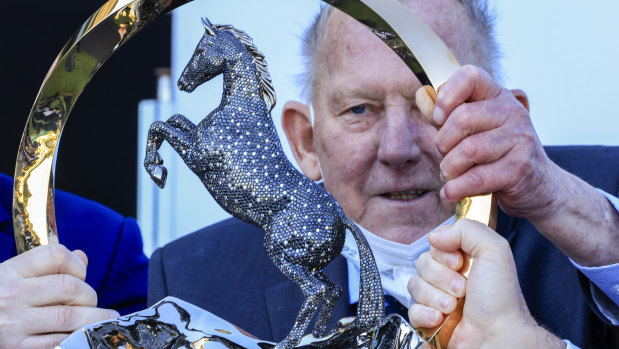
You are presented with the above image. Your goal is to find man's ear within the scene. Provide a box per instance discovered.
[511,88,530,112]
[281,101,322,181]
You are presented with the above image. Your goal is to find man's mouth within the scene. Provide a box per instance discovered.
[383,190,428,200]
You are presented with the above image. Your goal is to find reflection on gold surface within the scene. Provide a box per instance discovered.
[13,132,60,252]
[323,0,460,89]
[12,0,162,254]
[114,6,136,40]
[456,193,497,229]
[14,0,194,254]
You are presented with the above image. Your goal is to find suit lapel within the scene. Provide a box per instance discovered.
[265,255,351,341]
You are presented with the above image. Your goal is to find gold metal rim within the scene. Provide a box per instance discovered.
[13,0,494,263]
[13,1,497,347]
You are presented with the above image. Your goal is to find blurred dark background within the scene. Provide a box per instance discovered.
[1,1,171,217]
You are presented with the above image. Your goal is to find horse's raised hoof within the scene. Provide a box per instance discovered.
[154,152,164,165]
[149,165,168,188]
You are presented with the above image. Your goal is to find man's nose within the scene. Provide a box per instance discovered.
[376,108,422,169]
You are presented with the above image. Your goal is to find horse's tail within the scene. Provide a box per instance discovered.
[343,217,385,327]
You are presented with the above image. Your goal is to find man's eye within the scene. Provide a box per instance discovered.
[350,105,367,115]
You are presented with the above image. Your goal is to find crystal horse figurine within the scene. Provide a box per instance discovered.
[143,18,385,348]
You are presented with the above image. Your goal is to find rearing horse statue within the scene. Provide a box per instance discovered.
[144,18,385,349]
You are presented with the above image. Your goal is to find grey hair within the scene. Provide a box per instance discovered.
[298,0,502,102]
[459,0,502,82]
[298,5,333,103]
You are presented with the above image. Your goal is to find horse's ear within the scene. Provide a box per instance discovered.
[202,17,216,36]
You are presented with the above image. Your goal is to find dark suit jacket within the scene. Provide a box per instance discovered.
[0,173,149,315]
[148,146,619,348]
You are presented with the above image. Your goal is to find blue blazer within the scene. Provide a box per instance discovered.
[148,146,619,348]
[0,173,148,315]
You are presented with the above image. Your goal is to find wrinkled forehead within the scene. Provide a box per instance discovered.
[319,0,478,77]
[319,13,375,70]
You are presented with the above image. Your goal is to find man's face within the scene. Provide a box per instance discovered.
[310,1,477,243]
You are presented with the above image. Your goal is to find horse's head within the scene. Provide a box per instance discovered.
[178,18,226,92]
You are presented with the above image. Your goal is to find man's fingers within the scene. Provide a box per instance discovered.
[440,155,531,204]
[408,303,443,329]
[408,274,459,315]
[435,99,508,156]
[10,244,87,280]
[416,252,466,298]
[433,65,502,125]
[24,274,98,307]
[24,306,119,334]
[439,128,515,182]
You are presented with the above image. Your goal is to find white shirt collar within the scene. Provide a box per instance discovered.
[341,216,455,308]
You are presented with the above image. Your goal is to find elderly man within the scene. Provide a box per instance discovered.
[149,0,619,347]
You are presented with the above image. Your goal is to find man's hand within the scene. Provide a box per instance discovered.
[417,65,556,220]
[0,244,119,349]
[408,219,565,348]
[415,66,619,267]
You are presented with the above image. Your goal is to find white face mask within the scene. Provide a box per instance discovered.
[309,101,454,306]
[341,216,456,308]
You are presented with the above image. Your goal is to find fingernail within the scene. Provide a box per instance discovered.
[427,309,440,323]
[439,296,452,311]
[428,233,436,244]
[435,144,443,157]
[447,255,460,270]
[440,187,447,201]
[446,254,459,269]
[424,85,437,103]
[109,310,120,319]
[433,107,445,124]
[451,278,464,295]
[439,171,445,183]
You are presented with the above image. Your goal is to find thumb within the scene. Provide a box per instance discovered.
[415,85,437,125]
[428,219,506,259]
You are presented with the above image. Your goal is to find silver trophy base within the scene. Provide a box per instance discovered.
[56,297,430,349]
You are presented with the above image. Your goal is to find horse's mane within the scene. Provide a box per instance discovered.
[214,24,276,113]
